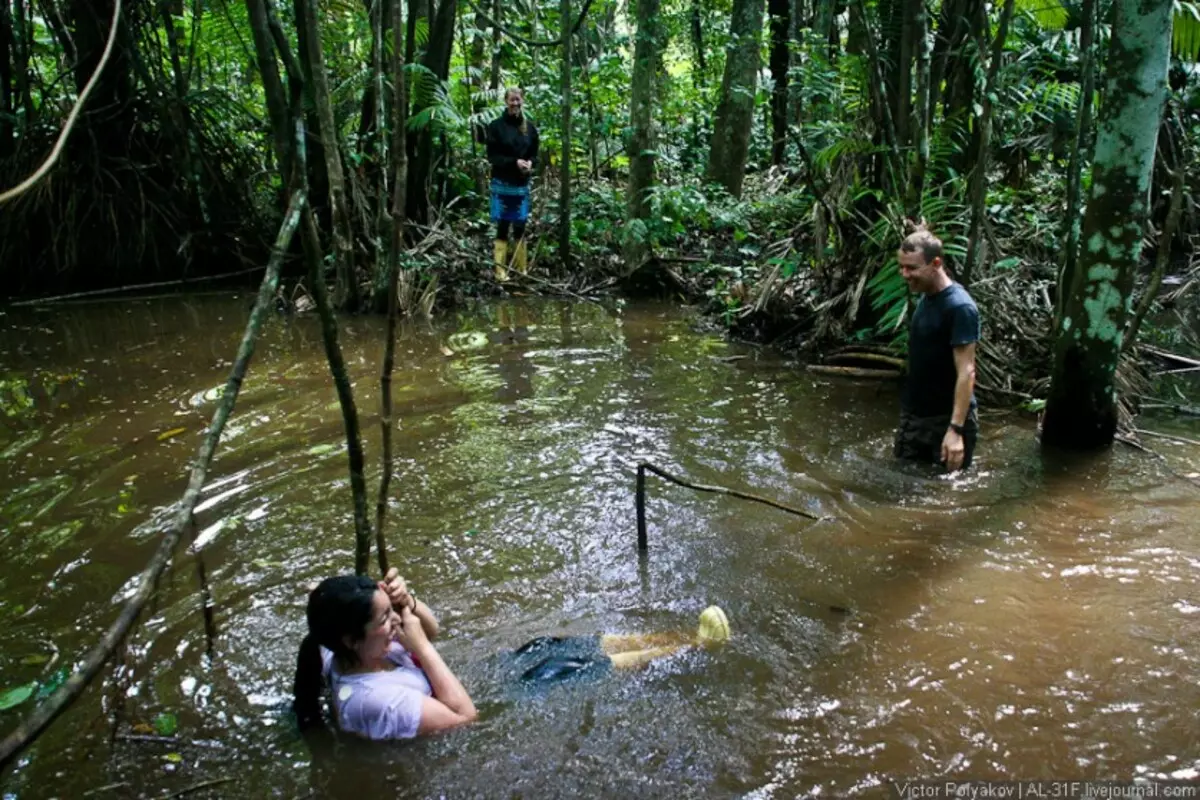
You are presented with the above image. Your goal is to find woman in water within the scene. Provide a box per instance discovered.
[293,570,477,740]
[294,569,730,741]
[486,87,539,281]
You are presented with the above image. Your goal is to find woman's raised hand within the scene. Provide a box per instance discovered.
[394,605,430,653]
[380,567,415,612]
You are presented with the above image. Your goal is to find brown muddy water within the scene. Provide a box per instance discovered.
[0,294,1197,799]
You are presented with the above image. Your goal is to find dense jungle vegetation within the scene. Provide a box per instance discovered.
[1,0,1198,414]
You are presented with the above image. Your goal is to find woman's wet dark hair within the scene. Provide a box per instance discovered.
[293,574,378,730]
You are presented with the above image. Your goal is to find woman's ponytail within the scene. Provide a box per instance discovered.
[293,632,325,730]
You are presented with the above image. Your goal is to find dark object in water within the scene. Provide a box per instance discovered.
[511,635,612,686]
[521,656,603,684]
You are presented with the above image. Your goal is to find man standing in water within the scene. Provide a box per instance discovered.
[893,227,980,472]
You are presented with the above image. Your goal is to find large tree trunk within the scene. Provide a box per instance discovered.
[768,0,789,166]
[407,0,456,226]
[1041,0,1172,450]
[624,0,663,269]
[705,0,765,198]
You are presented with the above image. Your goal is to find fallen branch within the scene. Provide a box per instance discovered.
[0,0,122,206]
[160,778,235,799]
[1138,345,1200,369]
[639,462,824,521]
[10,267,266,307]
[0,183,307,773]
[1117,435,1200,490]
[1134,428,1200,447]
[807,365,902,379]
[1134,396,1200,416]
[824,352,905,369]
[828,344,902,358]
[977,382,1034,400]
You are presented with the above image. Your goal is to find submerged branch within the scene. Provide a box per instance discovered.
[639,462,824,521]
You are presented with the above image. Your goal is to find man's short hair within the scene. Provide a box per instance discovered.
[899,229,943,265]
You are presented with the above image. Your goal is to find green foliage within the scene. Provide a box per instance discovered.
[1175,1,1200,60]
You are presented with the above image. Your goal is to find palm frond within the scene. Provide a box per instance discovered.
[1174,1,1200,61]
[1014,0,1068,29]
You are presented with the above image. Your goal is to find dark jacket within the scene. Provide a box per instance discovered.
[487,113,539,186]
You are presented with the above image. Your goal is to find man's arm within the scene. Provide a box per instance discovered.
[941,342,977,470]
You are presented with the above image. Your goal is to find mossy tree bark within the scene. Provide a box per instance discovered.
[1041,0,1172,450]
[375,0,411,576]
[623,0,663,269]
[705,0,764,198]
[297,0,359,309]
[1057,0,1097,320]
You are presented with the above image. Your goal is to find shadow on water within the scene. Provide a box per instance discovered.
[0,295,1198,797]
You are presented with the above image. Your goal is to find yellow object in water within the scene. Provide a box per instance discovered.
[697,605,730,644]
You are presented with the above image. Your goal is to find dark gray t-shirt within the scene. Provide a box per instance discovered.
[902,282,980,418]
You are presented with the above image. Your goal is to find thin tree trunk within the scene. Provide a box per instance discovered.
[906,0,929,217]
[961,0,1016,287]
[246,0,292,177]
[894,0,915,150]
[1,0,14,156]
[488,0,501,88]
[1041,0,1172,450]
[787,0,804,128]
[927,0,964,119]
[1057,0,1096,319]
[14,0,32,125]
[371,0,390,296]
[301,210,375,575]
[559,0,572,268]
[298,0,359,309]
[624,0,662,269]
[851,0,901,190]
[160,0,206,223]
[705,0,765,198]
[768,0,788,165]
[690,0,705,79]
[375,0,410,576]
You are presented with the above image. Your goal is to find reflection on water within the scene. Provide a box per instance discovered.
[0,295,1198,797]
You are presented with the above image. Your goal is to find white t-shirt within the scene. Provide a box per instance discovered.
[320,642,432,740]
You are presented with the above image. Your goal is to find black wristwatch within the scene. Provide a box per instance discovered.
[948,422,966,436]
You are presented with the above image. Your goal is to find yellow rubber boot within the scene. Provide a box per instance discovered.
[512,238,528,275]
[697,606,730,645]
[493,240,508,282]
